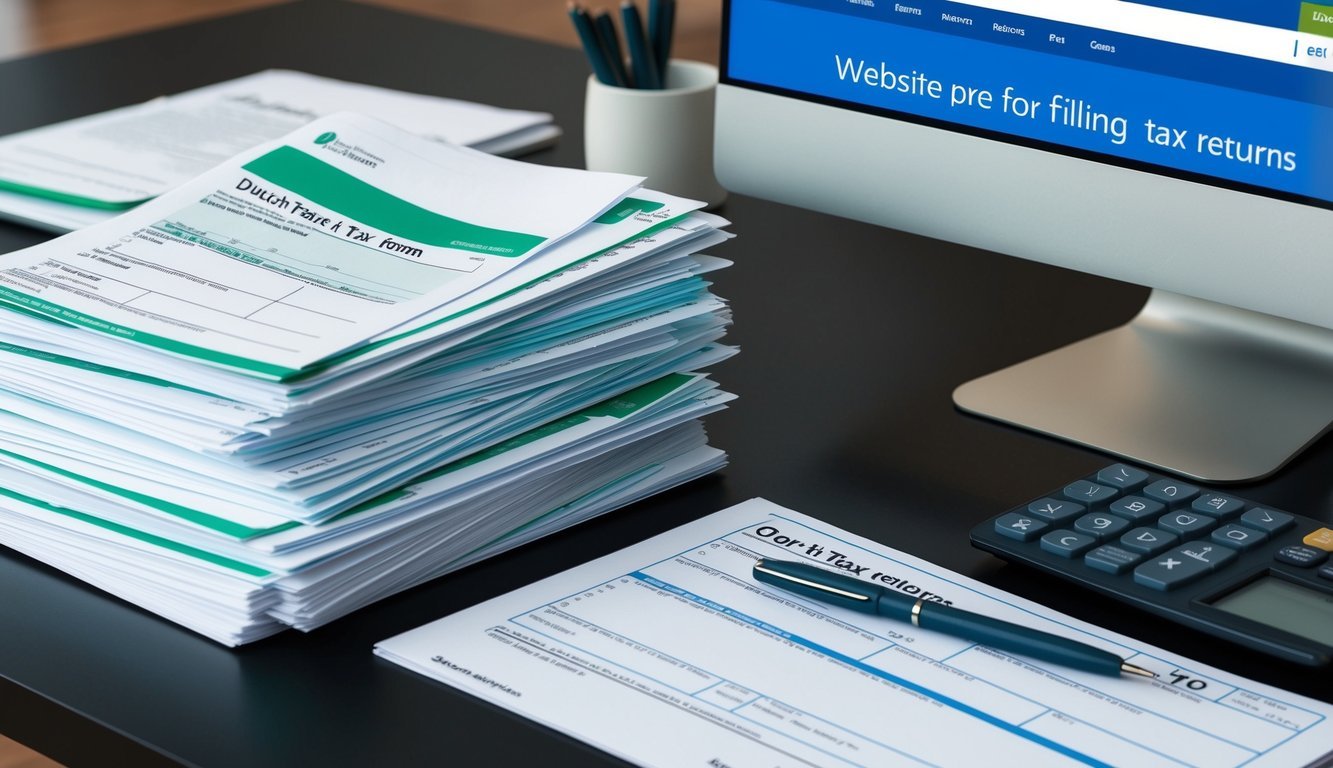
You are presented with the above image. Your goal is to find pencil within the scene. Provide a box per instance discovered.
[568,3,618,86]
[620,1,661,89]
[593,10,631,88]
[649,0,675,80]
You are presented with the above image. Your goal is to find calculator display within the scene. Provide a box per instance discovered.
[1211,576,1333,645]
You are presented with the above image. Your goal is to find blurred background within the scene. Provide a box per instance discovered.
[0,0,722,63]
[0,0,721,765]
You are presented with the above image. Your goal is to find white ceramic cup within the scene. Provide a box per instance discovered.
[584,60,727,208]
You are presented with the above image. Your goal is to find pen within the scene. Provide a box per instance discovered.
[753,558,1158,679]
[620,0,662,90]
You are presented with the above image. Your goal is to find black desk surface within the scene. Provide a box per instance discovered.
[1,3,1330,765]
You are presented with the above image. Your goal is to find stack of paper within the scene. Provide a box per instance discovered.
[0,70,562,232]
[0,111,735,645]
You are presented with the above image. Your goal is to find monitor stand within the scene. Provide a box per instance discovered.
[953,290,1333,483]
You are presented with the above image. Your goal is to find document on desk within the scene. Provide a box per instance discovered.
[0,69,560,232]
[0,110,637,379]
[375,499,1333,768]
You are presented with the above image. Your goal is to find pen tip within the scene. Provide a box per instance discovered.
[1121,662,1158,679]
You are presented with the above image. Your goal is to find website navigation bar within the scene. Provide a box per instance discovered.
[770,0,1333,107]
[955,0,1333,72]
[727,0,1333,206]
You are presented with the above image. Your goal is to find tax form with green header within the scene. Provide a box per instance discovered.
[0,112,640,380]
[0,70,561,232]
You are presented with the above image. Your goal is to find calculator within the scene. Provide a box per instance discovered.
[969,463,1333,666]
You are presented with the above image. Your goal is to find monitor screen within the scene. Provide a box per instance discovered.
[723,0,1333,210]
[717,0,1333,481]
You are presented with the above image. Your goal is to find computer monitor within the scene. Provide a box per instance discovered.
[715,0,1333,482]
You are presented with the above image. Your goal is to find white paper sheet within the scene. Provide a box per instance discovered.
[376,499,1333,768]
[0,70,557,215]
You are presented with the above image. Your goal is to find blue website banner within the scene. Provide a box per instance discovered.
[728,0,1333,204]
[1123,0,1302,30]
[760,0,1333,107]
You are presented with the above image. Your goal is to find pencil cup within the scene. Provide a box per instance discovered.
[584,60,727,208]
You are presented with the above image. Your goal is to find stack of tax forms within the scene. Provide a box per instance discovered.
[0,111,735,645]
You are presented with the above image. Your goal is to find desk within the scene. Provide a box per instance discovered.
[0,2,1330,765]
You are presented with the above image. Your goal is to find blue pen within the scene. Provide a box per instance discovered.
[753,558,1158,678]
[620,1,661,89]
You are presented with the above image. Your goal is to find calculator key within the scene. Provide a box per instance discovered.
[1239,507,1294,534]
[1073,513,1129,541]
[1320,565,1333,582]
[1025,498,1084,526]
[1063,480,1117,507]
[1040,530,1097,558]
[1108,496,1165,524]
[1134,550,1212,590]
[1120,527,1179,556]
[1275,545,1328,568]
[1157,511,1217,538]
[1191,493,1244,520]
[1096,464,1149,491]
[1211,524,1268,551]
[1143,480,1200,508]
[1084,545,1142,575]
[1175,541,1237,571]
[994,513,1048,542]
[1303,527,1333,552]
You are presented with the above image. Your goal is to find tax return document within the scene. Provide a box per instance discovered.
[0,70,559,232]
[0,111,638,380]
[376,499,1333,768]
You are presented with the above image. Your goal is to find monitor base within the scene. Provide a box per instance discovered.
[954,290,1333,483]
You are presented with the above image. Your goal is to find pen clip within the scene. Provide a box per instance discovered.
[753,559,874,608]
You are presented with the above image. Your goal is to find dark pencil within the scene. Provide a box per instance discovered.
[650,0,675,79]
[593,10,632,88]
[568,3,618,86]
[620,1,661,89]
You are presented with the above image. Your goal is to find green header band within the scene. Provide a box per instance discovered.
[594,197,666,224]
[0,287,299,380]
[0,340,215,396]
[1300,3,1333,36]
[0,178,148,211]
[0,484,271,577]
[0,446,297,540]
[243,146,547,256]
